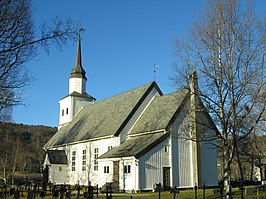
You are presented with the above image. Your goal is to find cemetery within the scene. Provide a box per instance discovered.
[0,177,265,199]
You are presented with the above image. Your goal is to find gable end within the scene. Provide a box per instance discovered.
[115,81,162,136]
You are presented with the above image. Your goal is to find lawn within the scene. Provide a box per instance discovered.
[108,188,264,199]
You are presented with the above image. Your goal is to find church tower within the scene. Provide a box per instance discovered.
[58,36,96,129]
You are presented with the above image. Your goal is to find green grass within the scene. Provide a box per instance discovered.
[1,186,265,199]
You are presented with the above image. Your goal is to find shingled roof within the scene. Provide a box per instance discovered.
[98,132,169,159]
[61,91,96,101]
[45,81,161,148]
[47,150,68,164]
[98,89,189,159]
[130,89,189,134]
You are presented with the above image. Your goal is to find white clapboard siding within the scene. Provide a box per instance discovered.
[138,138,171,190]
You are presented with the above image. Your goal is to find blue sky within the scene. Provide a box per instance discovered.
[13,1,266,127]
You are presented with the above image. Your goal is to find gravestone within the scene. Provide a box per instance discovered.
[14,189,20,199]
[27,190,34,199]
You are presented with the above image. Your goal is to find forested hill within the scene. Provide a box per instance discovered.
[0,123,57,177]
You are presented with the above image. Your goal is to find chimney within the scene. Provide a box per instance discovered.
[188,70,202,187]
[188,71,198,96]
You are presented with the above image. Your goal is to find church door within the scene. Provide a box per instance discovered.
[113,161,119,190]
[163,167,171,190]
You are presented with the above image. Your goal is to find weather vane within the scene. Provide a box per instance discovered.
[153,63,160,81]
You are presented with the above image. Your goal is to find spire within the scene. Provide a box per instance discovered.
[70,35,87,80]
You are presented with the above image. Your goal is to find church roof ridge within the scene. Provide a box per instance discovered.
[95,81,160,104]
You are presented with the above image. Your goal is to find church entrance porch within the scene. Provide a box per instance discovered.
[163,167,171,190]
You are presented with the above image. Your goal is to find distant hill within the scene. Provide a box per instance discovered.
[0,123,57,178]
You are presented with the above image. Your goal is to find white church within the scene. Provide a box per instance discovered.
[43,37,218,191]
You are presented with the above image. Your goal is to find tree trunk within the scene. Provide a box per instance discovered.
[258,158,263,181]
[236,146,244,181]
[250,153,254,181]
[223,165,232,198]
[223,144,233,199]
[235,143,244,199]
[12,142,19,173]
[3,153,8,178]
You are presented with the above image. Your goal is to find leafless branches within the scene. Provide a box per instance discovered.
[172,0,265,197]
[0,0,82,121]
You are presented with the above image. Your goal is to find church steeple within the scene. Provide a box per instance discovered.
[70,35,87,80]
[69,35,87,94]
[59,36,95,129]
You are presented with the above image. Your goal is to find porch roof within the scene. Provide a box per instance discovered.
[47,150,68,164]
[98,132,169,159]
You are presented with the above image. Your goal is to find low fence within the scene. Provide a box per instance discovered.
[0,182,265,199]
[0,183,102,199]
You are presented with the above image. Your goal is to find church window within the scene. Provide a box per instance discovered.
[62,109,64,116]
[124,165,131,173]
[72,151,76,171]
[94,148,99,171]
[165,145,170,153]
[66,108,69,115]
[108,146,113,151]
[82,149,86,171]
[104,166,109,173]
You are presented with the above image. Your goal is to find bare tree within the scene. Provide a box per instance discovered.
[172,0,266,198]
[0,0,81,121]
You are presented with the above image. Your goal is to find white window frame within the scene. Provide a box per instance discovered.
[94,148,99,171]
[124,165,131,173]
[72,151,76,171]
[104,166,110,174]
[82,149,86,171]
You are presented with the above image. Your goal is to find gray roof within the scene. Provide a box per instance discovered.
[47,150,68,164]
[130,89,189,134]
[99,89,189,159]
[45,82,161,148]
[98,132,169,159]
[61,91,96,101]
